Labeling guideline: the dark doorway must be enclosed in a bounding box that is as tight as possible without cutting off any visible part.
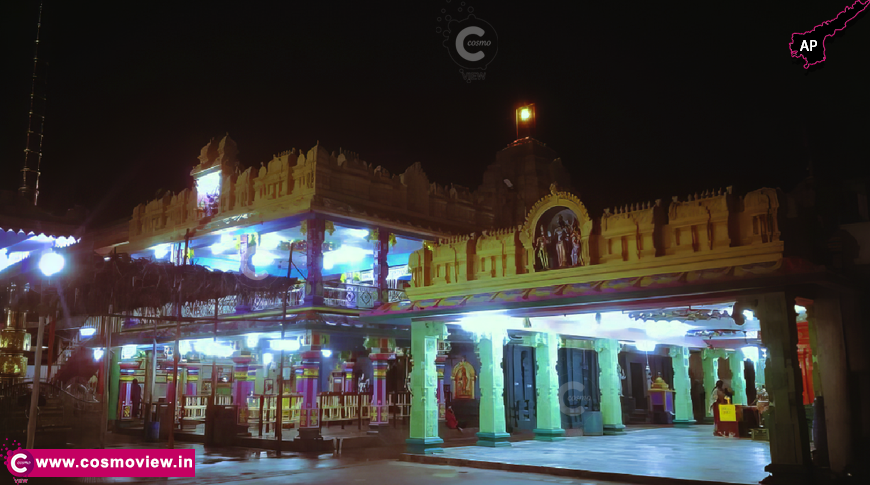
[505,345,536,432]
[558,348,600,429]
[630,362,646,410]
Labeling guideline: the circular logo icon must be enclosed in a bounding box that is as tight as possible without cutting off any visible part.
[7,450,34,477]
[559,381,587,416]
[443,15,498,70]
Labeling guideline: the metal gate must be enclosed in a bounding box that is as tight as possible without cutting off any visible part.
[505,344,536,431]
[558,348,600,429]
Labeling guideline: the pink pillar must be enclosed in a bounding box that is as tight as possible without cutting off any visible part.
[342,361,356,393]
[436,354,447,420]
[298,350,321,429]
[367,337,395,428]
[232,352,254,425]
[119,381,133,420]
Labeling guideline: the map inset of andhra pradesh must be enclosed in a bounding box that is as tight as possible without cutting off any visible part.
[790,0,870,68]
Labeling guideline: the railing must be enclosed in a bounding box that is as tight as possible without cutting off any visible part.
[0,381,101,445]
[324,284,379,309]
[121,282,408,332]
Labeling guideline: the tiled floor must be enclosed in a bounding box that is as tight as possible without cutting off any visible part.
[427,425,770,485]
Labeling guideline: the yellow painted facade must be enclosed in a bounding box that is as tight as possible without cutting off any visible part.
[408,184,783,300]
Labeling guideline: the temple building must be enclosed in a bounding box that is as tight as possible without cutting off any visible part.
[3,106,868,484]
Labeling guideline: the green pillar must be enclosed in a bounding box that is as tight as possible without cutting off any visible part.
[594,338,625,434]
[474,330,510,447]
[406,321,447,454]
[669,346,695,426]
[728,349,747,405]
[756,351,766,386]
[701,348,724,423]
[532,332,564,441]
[108,348,121,424]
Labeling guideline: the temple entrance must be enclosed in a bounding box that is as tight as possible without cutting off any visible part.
[558,348,600,429]
[505,344,536,432]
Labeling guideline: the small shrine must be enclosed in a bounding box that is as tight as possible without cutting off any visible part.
[451,360,476,400]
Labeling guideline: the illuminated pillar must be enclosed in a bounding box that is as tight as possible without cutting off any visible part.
[406,321,447,454]
[594,338,625,435]
[474,330,510,447]
[0,307,30,386]
[533,332,565,441]
[186,367,198,396]
[728,349,747,405]
[756,349,766,386]
[702,348,725,423]
[371,229,390,304]
[108,349,121,427]
[342,361,356,393]
[757,293,811,484]
[232,351,254,425]
[365,336,395,428]
[302,219,325,307]
[669,346,695,426]
[435,342,449,420]
[296,330,327,441]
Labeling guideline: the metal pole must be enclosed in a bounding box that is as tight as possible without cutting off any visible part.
[25,315,46,448]
[99,316,111,448]
[276,242,293,451]
[168,231,190,449]
[206,296,218,445]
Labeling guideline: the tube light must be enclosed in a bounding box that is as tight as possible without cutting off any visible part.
[634,341,657,352]
[80,328,97,337]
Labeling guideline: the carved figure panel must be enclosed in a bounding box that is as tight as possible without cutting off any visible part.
[451,360,476,400]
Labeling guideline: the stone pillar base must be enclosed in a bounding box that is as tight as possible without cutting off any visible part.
[603,424,626,435]
[673,419,697,427]
[761,464,814,485]
[406,437,444,454]
[296,427,323,441]
[367,422,388,435]
[533,428,565,441]
[476,432,511,447]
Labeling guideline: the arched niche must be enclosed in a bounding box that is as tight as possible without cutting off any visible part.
[520,185,593,272]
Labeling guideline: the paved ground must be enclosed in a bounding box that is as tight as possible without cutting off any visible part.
[45,435,634,485]
[406,426,770,485]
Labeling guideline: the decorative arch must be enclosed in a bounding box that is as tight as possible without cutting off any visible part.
[520,184,594,272]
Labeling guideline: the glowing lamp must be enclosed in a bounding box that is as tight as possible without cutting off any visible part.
[270,339,301,352]
[93,348,104,360]
[152,244,170,259]
[251,251,274,268]
[321,349,332,358]
[262,352,274,367]
[635,341,656,352]
[80,328,97,337]
[39,252,64,277]
[515,103,536,140]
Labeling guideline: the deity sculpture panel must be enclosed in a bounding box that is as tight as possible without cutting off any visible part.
[451,360,476,400]
[534,207,585,271]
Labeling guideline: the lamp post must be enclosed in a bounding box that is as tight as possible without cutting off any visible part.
[26,251,64,449]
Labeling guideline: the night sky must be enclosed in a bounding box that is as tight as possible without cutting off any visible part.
[2,1,869,227]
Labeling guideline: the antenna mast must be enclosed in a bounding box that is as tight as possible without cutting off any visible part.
[19,2,46,206]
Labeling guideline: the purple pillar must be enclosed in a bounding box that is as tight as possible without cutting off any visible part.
[303,219,325,306]
[373,229,390,304]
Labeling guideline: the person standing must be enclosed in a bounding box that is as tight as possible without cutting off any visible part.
[131,378,142,418]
